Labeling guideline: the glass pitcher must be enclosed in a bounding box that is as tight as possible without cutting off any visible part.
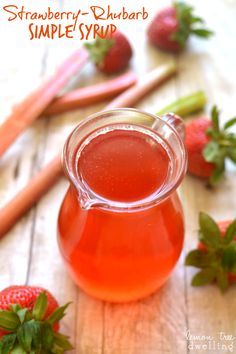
[57,109,187,302]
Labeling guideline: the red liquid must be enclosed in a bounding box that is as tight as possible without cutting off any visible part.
[58,127,184,302]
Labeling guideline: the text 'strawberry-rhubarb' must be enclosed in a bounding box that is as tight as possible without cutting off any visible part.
[185,213,236,292]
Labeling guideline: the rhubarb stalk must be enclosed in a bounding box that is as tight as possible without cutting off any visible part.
[0,48,89,158]
[0,62,177,237]
[157,91,207,117]
[43,71,137,116]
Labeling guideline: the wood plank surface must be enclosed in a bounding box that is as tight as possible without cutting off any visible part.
[0,0,236,353]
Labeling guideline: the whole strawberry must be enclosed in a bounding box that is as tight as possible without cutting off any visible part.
[85,31,133,74]
[147,1,213,53]
[185,212,236,292]
[0,286,73,353]
[185,106,236,185]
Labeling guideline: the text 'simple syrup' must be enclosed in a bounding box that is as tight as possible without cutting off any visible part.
[58,122,184,302]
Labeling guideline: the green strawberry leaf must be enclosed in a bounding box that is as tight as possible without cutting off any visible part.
[190,28,214,37]
[17,320,41,352]
[209,162,225,185]
[53,333,74,351]
[199,212,222,249]
[16,309,28,325]
[173,1,213,47]
[41,322,54,350]
[189,16,204,24]
[191,268,216,286]
[216,268,229,292]
[0,311,20,331]
[222,244,236,271]
[32,292,48,321]
[203,141,220,162]
[203,106,236,184]
[228,148,236,163]
[11,305,22,313]
[30,322,42,351]
[11,344,27,354]
[47,303,71,326]
[211,105,220,133]
[17,321,34,352]
[223,219,236,245]
[84,37,114,65]
[224,117,236,130]
[0,334,16,354]
[185,249,214,268]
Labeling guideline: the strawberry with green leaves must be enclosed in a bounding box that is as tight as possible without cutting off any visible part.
[185,212,236,292]
[147,1,213,53]
[85,31,133,74]
[185,106,236,185]
[0,286,73,353]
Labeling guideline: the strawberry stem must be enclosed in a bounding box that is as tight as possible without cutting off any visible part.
[173,1,213,47]
[157,91,207,117]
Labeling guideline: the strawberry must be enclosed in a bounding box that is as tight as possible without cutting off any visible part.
[0,286,73,353]
[185,106,236,185]
[185,212,236,292]
[85,31,133,74]
[147,1,213,53]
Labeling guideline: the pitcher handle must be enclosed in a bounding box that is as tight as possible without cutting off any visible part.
[161,113,185,140]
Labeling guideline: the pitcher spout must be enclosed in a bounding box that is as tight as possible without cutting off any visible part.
[78,189,102,210]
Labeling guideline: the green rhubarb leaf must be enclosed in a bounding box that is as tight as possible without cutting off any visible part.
[191,268,216,286]
[32,292,48,321]
[185,249,214,268]
[0,311,20,331]
[0,334,16,354]
[199,212,222,249]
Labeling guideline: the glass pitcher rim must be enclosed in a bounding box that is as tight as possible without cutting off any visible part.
[62,108,187,211]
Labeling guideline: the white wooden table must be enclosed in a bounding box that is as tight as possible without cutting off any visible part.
[0,0,236,353]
